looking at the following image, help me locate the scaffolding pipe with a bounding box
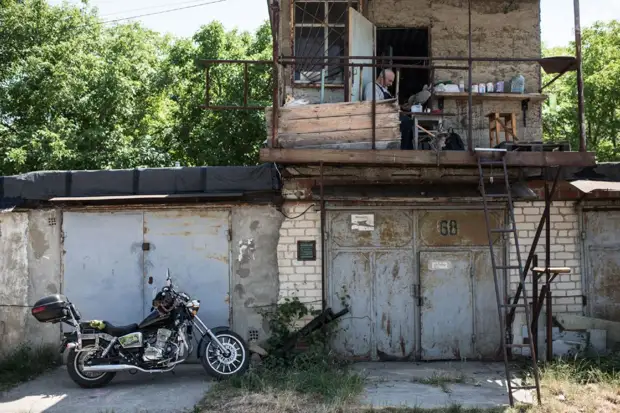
[574,0,587,152]
[467,0,473,152]
[271,0,280,149]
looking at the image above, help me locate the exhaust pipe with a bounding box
[82,360,186,374]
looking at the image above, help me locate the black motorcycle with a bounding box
[31,269,250,388]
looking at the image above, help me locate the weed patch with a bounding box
[0,343,60,392]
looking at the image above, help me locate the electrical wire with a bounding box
[278,203,316,219]
[101,0,227,24]
[99,0,219,19]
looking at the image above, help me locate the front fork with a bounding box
[192,316,228,354]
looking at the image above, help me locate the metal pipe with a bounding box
[507,167,562,327]
[279,55,546,63]
[271,0,280,149]
[243,62,249,107]
[200,105,266,110]
[372,56,376,150]
[82,362,185,374]
[319,161,326,310]
[279,61,470,71]
[531,255,539,359]
[544,179,553,361]
[574,0,586,152]
[467,0,473,152]
[320,68,325,103]
[198,59,274,64]
[205,66,210,107]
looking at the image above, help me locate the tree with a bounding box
[0,0,272,175]
[542,20,620,161]
[160,21,273,167]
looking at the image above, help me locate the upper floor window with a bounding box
[293,0,359,85]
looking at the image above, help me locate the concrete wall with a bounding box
[278,0,543,144]
[1,205,284,354]
[231,205,284,345]
[0,210,62,356]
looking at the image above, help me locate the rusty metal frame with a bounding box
[201,0,586,153]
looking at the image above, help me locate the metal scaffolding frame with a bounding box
[201,0,587,154]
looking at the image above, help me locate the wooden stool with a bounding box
[486,112,518,147]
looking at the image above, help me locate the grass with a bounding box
[197,351,620,413]
[0,343,60,392]
[415,372,469,393]
[197,348,365,413]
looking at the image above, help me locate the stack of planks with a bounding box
[265,98,401,149]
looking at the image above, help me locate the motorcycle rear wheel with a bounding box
[67,344,116,388]
[200,330,250,380]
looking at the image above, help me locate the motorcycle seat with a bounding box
[103,322,139,337]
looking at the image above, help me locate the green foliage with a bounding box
[543,20,620,161]
[0,343,60,391]
[540,351,620,386]
[0,0,272,175]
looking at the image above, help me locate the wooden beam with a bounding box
[259,149,597,168]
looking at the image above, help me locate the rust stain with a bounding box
[400,335,406,356]
[391,261,399,280]
[381,313,386,330]
[224,294,230,304]
[386,318,392,336]
[205,254,228,263]
[419,210,502,247]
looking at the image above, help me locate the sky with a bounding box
[48,0,620,47]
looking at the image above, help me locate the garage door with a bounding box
[63,212,144,325]
[62,209,231,328]
[418,210,503,361]
[327,210,416,361]
[584,211,620,322]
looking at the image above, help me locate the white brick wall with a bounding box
[509,201,584,315]
[277,202,322,310]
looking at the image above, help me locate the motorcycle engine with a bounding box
[143,328,175,362]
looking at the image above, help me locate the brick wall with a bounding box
[509,201,584,315]
[277,202,323,310]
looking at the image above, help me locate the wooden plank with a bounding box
[266,99,398,122]
[259,148,596,168]
[277,113,400,134]
[277,128,400,147]
[434,92,548,103]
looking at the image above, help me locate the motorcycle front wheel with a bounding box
[66,343,116,388]
[200,330,250,380]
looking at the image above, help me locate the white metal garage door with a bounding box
[143,210,231,328]
[62,209,231,328]
[63,211,144,325]
[583,210,620,322]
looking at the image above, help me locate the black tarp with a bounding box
[0,163,280,201]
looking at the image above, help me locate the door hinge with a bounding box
[142,242,150,251]
[580,231,586,240]
[227,229,232,242]
[470,266,474,278]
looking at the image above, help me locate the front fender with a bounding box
[196,326,230,359]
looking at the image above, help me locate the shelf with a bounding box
[433,92,547,103]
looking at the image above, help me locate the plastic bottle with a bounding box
[511,74,525,93]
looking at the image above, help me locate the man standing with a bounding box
[362,69,414,150]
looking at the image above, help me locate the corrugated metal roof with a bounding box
[569,180,620,194]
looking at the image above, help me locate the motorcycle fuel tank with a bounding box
[138,310,171,330]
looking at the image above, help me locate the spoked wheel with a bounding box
[200,330,250,379]
[67,344,116,388]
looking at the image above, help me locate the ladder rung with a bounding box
[479,160,506,166]
[491,228,514,233]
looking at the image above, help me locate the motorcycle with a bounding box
[30,269,250,388]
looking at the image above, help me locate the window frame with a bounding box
[291,0,361,87]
